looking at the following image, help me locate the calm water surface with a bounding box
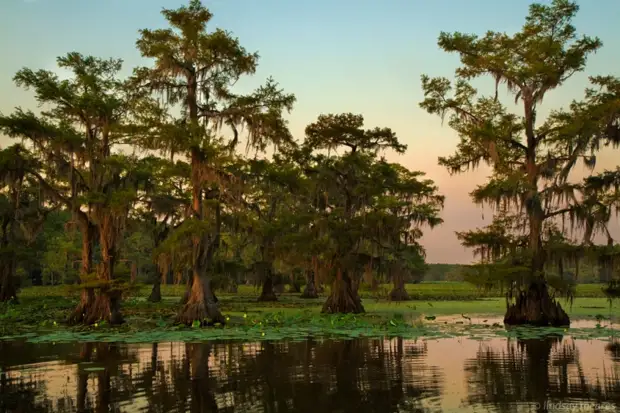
[0,336,618,412]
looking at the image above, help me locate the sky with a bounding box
[1,0,620,264]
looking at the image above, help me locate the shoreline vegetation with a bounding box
[1,283,616,344]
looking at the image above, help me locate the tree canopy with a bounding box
[0,0,618,328]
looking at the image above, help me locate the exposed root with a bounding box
[176,300,225,326]
[322,271,365,314]
[67,288,95,325]
[176,275,225,326]
[79,289,124,326]
[504,281,570,327]
[257,276,278,302]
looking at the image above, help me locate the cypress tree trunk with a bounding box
[148,261,164,303]
[180,271,191,305]
[225,278,238,293]
[322,269,364,313]
[68,221,96,324]
[301,269,319,298]
[505,136,570,327]
[389,271,410,301]
[258,262,278,302]
[148,279,162,303]
[504,280,570,327]
[289,279,301,293]
[177,270,224,325]
[503,211,570,326]
[86,238,123,325]
[0,255,17,302]
[176,145,225,325]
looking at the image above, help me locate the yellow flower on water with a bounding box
[94,323,99,328]
[243,313,247,319]
[53,321,57,326]
[261,332,265,337]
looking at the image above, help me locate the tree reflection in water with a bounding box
[0,337,618,413]
[0,338,442,413]
[464,336,620,413]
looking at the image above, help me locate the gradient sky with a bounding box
[1,0,620,264]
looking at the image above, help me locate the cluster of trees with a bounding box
[0,0,619,327]
[0,1,442,325]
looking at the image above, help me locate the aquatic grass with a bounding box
[2,284,616,343]
[1,309,616,345]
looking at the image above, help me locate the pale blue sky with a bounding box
[1,0,619,263]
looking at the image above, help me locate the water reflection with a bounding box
[0,336,617,412]
[465,336,620,412]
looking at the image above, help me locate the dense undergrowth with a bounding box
[0,283,616,343]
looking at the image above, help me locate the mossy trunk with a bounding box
[301,270,319,299]
[68,221,96,325]
[85,286,123,325]
[389,272,410,301]
[258,264,278,302]
[504,280,570,327]
[176,271,225,326]
[84,237,123,326]
[178,143,224,326]
[322,269,365,314]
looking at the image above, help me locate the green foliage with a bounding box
[421,0,620,302]
[1,0,620,327]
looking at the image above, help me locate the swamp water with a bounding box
[0,335,619,413]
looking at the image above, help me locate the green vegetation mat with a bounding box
[1,284,616,343]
